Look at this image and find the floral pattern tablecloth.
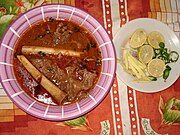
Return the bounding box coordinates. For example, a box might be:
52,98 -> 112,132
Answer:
0,0 -> 179,135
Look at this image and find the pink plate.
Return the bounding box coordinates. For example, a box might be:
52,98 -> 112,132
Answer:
0,4 -> 116,121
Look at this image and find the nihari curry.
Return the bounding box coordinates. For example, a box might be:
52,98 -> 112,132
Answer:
13,18 -> 102,105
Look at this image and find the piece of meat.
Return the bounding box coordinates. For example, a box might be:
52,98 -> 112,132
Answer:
53,22 -> 73,45
29,57 -> 97,103
53,22 -> 90,50
65,67 -> 97,101
29,58 -> 68,89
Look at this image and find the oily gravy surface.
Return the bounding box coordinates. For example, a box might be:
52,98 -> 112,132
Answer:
13,18 -> 102,105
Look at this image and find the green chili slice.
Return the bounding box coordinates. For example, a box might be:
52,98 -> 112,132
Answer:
166,65 -> 171,71
148,76 -> 157,81
163,65 -> 172,80
158,56 -> 167,61
169,51 -> 179,62
163,69 -> 170,80
159,42 -> 165,48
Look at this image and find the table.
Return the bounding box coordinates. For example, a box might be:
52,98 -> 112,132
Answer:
0,0 -> 179,134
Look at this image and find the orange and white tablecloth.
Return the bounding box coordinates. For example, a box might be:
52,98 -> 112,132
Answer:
0,0 -> 179,135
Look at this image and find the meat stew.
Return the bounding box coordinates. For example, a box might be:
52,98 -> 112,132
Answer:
13,18 -> 102,105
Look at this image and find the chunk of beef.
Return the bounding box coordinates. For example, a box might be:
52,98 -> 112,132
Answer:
53,22 -> 90,49
29,57 -> 97,103
29,58 -> 68,90
53,22 -> 73,45
65,67 -> 97,101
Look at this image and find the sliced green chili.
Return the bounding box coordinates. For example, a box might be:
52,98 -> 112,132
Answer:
163,65 -> 171,80
158,56 -> 167,61
166,65 -> 171,71
159,42 -> 165,48
163,69 -> 170,80
169,51 -> 179,62
148,76 -> 157,81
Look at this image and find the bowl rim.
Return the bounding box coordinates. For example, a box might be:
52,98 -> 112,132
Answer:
0,4 -> 117,121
